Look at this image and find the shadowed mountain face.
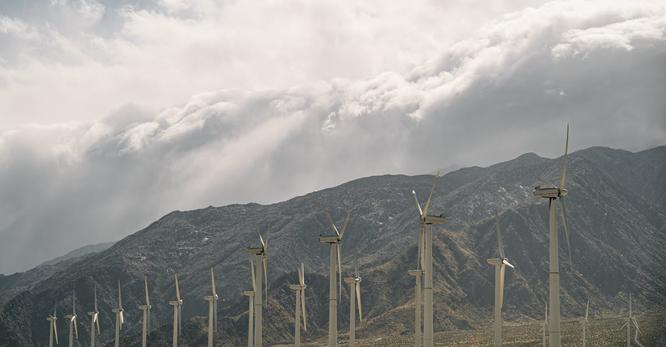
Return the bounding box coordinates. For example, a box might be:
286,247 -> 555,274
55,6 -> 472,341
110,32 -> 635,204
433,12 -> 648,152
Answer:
0,146 -> 664,346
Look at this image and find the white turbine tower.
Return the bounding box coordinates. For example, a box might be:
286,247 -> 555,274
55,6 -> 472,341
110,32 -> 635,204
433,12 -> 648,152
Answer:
64,289 -> 78,347
87,284 -> 100,347
47,304 -> 58,347
205,267 -> 219,347
169,274 -> 183,347
533,124 -> 572,347
412,175 -> 446,347
289,263 -> 308,347
344,265 -> 363,347
139,276 -> 151,347
581,299 -> 589,347
486,211 -> 515,347
246,233 -> 269,347
112,281 -> 125,347
621,295 -> 644,347
542,303 -> 548,347
320,211 -> 351,347
407,269 -> 423,347
243,259 -> 257,347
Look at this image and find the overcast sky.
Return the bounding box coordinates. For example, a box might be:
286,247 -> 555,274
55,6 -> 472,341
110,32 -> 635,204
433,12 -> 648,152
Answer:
0,0 -> 664,273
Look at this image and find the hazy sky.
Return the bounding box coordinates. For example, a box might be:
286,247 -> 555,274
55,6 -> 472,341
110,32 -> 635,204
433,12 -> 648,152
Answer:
1,0 -> 665,273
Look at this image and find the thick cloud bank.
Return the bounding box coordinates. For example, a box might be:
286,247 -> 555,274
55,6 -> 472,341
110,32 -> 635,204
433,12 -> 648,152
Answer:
1,0 -> 665,273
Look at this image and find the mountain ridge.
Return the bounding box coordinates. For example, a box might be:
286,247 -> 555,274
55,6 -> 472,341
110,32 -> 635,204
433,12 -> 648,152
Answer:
0,145 -> 664,346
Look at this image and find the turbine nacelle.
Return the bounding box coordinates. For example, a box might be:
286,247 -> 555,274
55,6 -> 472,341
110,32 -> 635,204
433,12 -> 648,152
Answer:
533,186 -> 567,199
318,235 -> 341,244
407,269 -> 423,277
242,290 -> 255,297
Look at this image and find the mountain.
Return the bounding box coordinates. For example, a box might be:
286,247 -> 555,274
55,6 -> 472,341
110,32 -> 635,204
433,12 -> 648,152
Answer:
39,242 -> 115,267
0,145 -> 664,346
0,242 -> 114,309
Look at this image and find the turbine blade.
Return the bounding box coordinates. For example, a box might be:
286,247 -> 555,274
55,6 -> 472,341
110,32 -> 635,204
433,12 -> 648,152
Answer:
214,300 -> 218,331
301,289 -> 307,331
178,306 -> 182,337
299,263 -> 305,286
560,198 -> 573,264
118,281 -> 123,309
120,310 -> 124,326
499,264 -> 506,309
258,232 -> 267,251
211,268 -> 217,296
144,276 -> 150,306
337,244 -> 343,299
73,318 -> 78,339
502,259 -> 515,269
417,226 -> 424,270
175,274 -> 181,301
356,283 -> 363,322
422,176 -> 438,217
54,321 -> 58,344
263,256 -> 268,303
325,212 -> 340,237
96,317 -> 100,335
250,260 -> 257,292
94,284 -> 98,312
340,211 -> 351,239
412,190 -> 423,217
496,210 -> 505,259
560,123 -> 569,190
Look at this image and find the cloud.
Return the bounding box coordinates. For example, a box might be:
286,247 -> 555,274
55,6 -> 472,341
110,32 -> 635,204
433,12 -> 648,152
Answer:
0,0 -> 549,128
0,0 -> 665,273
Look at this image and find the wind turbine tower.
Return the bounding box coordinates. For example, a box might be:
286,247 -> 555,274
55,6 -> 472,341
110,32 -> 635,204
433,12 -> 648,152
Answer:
533,124 -> 572,347
205,268 -> 219,347
407,269 -> 423,347
64,289 -> 78,347
88,284 -> 100,347
112,281 -> 125,347
169,274 -> 183,347
289,263 -> 308,347
344,265 -> 363,347
320,211 -> 351,347
621,295 -> 644,347
139,276 -> 151,347
246,233 -> 269,347
47,305 -> 58,347
486,211 -> 514,347
412,175 -> 446,347
581,299 -> 589,347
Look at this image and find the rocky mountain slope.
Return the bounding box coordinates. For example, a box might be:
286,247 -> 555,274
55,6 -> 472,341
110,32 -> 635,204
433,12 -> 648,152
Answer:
0,145 -> 664,346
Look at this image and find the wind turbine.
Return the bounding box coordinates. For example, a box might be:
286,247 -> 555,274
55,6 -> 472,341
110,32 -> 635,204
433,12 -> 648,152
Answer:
407,269 -> 423,347
112,281 -> 125,347
139,276 -> 151,347
288,263 -> 308,347
87,284 -> 100,347
242,259 -> 257,347
64,289 -> 78,347
320,211 -> 351,347
581,299 -> 589,347
412,174 -> 446,347
344,265 -> 363,347
533,124 -> 572,347
47,304 -> 58,347
542,303 -> 548,347
169,274 -> 183,347
205,267 -> 219,347
486,211 -> 515,347
621,294 -> 644,347
246,233 -> 269,347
